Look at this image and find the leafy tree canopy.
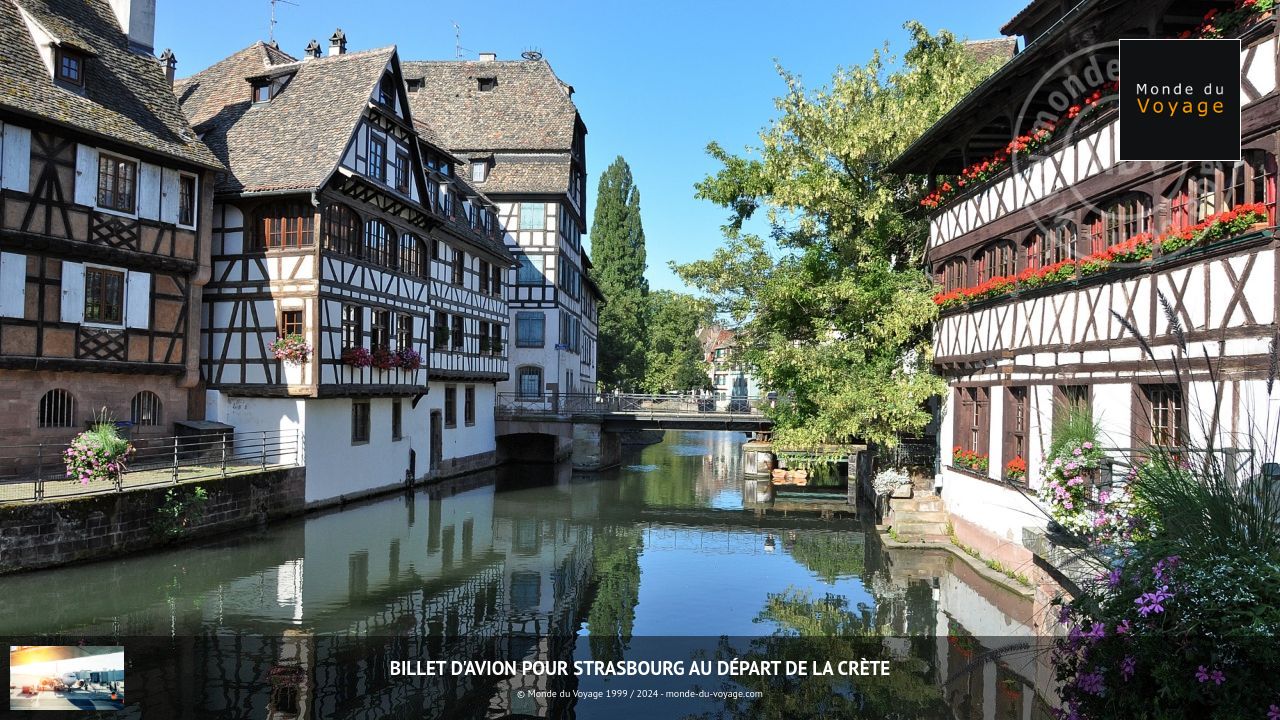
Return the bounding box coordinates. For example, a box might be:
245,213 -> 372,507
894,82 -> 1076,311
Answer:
591,156 -> 650,390
643,290 -> 715,393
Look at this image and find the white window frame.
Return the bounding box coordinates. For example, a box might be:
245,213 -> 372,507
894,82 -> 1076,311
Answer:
176,170 -> 198,230
94,150 -> 141,219
80,262 -> 127,329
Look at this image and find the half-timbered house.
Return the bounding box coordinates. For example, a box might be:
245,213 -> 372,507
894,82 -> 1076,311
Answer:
403,53 -> 603,401
177,34 -> 450,505
0,0 -> 221,449
890,1 -> 1280,549
415,119 -> 517,477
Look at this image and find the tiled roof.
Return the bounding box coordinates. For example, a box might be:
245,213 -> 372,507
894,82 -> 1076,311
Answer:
466,152 -> 572,196
177,44 -> 394,194
401,59 -> 581,152
0,0 -> 220,169
964,38 -> 1018,66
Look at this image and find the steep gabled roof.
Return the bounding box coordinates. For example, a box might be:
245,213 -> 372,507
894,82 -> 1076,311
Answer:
177,44 -> 395,194
0,0 -> 220,169
401,58 -> 582,152
465,152 -> 572,196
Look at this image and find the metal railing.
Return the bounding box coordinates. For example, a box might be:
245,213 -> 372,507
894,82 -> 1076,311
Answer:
0,429 -> 303,503
495,392 -> 773,419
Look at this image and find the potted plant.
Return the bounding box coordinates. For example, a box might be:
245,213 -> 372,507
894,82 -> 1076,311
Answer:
395,347 -> 422,370
371,347 -> 396,370
1005,455 -> 1027,483
64,411 -> 135,485
271,334 -> 312,366
341,346 -> 372,368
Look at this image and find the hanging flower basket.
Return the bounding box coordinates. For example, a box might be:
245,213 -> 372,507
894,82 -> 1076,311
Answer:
341,347 -> 372,368
395,347 -> 422,371
271,334 -> 312,366
952,446 -> 989,473
64,419 -> 135,485
1005,456 -> 1027,482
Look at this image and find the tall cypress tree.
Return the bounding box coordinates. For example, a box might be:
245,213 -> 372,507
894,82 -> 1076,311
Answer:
590,156 -> 649,390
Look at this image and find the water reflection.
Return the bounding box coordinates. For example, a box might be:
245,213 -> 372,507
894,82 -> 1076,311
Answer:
0,431 -> 1052,719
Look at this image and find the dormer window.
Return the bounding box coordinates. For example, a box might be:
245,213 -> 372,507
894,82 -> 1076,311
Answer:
477,77 -> 497,92
253,81 -> 272,103
471,160 -> 487,182
378,74 -> 396,107
55,47 -> 84,87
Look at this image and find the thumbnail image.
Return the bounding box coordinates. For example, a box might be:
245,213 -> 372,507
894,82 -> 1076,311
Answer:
9,646 -> 125,712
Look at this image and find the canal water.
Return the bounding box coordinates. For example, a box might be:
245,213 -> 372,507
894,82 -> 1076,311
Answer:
0,431 -> 1053,719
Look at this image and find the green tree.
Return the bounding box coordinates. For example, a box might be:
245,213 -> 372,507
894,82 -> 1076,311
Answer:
591,156 -> 650,390
642,290 -> 713,393
674,23 -> 1004,447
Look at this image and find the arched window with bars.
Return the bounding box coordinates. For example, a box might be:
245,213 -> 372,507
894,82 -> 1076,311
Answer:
400,233 -> 427,277
364,220 -> 393,267
38,389 -> 76,428
1230,149 -> 1277,222
937,258 -> 968,292
976,240 -> 1016,282
321,203 -> 361,257
1086,193 -> 1150,254
1169,169 -> 1217,228
130,391 -> 162,427
1025,221 -> 1075,269
256,201 -> 314,249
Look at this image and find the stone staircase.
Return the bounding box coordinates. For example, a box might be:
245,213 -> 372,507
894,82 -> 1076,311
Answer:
887,491 -> 950,543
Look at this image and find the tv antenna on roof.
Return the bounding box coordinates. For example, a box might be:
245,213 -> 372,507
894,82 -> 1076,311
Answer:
452,20 -> 465,59
521,49 -> 543,61
268,0 -> 298,44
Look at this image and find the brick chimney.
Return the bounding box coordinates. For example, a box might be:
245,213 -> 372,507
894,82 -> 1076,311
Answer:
478,52 -> 496,62
304,39 -> 321,59
158,48 -> 176,85
108,0 -> 156,53
328,28 -> 347,56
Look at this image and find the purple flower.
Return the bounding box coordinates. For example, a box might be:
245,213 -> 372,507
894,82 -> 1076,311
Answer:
1267,704 -> 1280,720
1058,605 -> 1072,623
1135,585 -> 1173,617
1082,442 -> 1094,450
1116,618 -> 1131,634
1210,669 -> 1225,685
1107,568 -> 1122,588
1121,655 -> 1136,680
1072,448 -> 1083,457
1195,665 -> 1210,683
1077,671 -> 1105,695
1084,622 -> 1106,641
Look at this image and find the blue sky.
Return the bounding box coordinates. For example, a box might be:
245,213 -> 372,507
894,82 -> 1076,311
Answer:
160,0 -> 1026,292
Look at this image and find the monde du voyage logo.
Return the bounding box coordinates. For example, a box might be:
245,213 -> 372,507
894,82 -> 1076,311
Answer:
1119,38 -> 1241,162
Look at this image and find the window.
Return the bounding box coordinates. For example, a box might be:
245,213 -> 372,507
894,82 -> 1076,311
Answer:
252,81 -> 272,103
322,203 -> 361,256
518,203 -> 545,230
84,266 -> 125,325
491,264 -> 503,296
976,241 -> 1015,281
391,399 -> 402,441
279,309 -> 303,337
96,154 -> 137,213
479,260 -> 491,294
451,315 -> 464,350
178,175 -> 196,226
368,135 -> 386,182
516,254 -> 544,285
364,221 -> 393,267
517,366 -> 543,399
464,386 -> 476,426
444,386 -> 457,428
394,151 -> 410,194
433,312 -> 449,350
1028,222 -> 1075,269
1143,385 -> 1184,447
1170,171 -> 1216,228
378,73 -> 396,107
38,389 -> 76,428
1231,150 -> 1277,222
371,309 -> 391,350
431,239 -> 444,261
559,314 -> 580,353
341,305 -> 363,349
130,391 -> 162,427
400,233 -> 426,277
954,386 -> 989,458
396,313 -> 413,350
258,202 -> 314,248
516,312 -> 545,348
471,161 -> 487,182
1088,194 -> 1149,253
1004,387 -> 1028,480
937,258 -> 967,293
558,256 -> 582,299
351,400 -> 370,444
477,77 -> 497,92
452,250 -> 465,285
55,47 -> 84,86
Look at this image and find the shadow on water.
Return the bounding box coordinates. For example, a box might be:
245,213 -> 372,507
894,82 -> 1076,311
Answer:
0,430 -> 1056,719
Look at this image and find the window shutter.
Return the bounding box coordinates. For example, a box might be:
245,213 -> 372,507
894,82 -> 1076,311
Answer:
125,271 -> 150,329
159,168 -> 181,224
1171,188 -> 1189,228
72,143 -> 99,206
1089,216 -> 1104,253
0,252 -> 26,318
1,124 -> 31,193
138,163 -> 162,220
60,261 -> 84,324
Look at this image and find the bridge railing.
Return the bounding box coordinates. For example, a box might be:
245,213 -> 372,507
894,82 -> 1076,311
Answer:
496,392 -> 772,418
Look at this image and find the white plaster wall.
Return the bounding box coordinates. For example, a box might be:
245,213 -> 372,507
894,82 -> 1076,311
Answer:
938,392 -> 955,472
941,469 -> 1047,545
303,397 -> 416,504
204,391 -> 306,465
988,387 -> 1005,480
422,381 -> 498,461
1093,382 -> 1132,449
